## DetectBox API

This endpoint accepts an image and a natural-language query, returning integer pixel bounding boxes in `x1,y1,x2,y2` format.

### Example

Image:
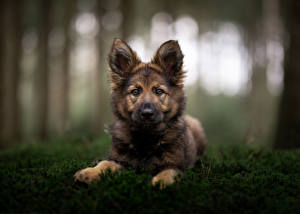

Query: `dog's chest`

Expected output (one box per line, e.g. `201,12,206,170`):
126,134,166,171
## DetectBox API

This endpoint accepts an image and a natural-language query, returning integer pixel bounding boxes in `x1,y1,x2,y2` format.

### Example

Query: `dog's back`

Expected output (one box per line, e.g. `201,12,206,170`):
184,115,206,156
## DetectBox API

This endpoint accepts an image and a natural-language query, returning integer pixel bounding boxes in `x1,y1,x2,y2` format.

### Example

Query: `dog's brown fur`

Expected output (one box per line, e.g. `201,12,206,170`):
74,39,206,188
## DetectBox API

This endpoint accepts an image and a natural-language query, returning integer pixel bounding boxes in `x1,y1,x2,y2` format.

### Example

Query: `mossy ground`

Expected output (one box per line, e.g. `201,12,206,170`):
0,135,299,214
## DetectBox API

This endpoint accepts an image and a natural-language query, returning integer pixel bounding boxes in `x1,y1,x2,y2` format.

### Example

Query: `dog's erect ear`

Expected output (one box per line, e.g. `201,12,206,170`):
152,40,184,86
109,39,140,86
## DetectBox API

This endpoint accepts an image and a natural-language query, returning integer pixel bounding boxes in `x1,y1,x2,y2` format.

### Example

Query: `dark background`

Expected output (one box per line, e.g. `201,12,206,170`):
1,0,300,150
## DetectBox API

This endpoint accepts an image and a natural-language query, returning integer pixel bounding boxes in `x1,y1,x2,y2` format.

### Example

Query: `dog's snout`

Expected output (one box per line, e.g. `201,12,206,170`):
142,108,154,117
140,102,155,119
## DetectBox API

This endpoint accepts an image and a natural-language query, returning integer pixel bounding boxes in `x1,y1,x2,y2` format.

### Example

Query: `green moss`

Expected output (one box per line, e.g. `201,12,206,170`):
0,138,299,213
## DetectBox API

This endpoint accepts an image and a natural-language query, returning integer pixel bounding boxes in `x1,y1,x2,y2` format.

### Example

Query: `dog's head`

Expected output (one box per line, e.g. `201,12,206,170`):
108,39,186,129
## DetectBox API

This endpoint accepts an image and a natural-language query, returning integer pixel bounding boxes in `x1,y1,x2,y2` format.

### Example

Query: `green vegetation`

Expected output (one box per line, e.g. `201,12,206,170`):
0,136,299,213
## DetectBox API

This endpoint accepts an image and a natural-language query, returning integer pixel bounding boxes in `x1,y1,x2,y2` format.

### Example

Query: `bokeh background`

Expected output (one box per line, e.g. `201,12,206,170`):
1,0,299,149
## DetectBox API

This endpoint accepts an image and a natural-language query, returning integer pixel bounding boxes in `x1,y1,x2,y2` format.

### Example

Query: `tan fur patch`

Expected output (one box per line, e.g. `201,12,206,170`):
160,95,169,112
147,63,163,73
74,160,122,184
131,63,163,74
95,160,123,172
152,169,179,189
126,96,135,112
132,63,146,73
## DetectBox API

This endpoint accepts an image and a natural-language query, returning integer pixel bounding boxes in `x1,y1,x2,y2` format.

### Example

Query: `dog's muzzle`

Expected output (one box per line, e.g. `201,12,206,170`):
139,102,156,120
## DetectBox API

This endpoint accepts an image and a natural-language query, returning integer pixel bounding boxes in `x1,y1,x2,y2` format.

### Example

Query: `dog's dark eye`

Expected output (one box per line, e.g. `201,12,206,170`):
131,89,140,96
155,88,164,96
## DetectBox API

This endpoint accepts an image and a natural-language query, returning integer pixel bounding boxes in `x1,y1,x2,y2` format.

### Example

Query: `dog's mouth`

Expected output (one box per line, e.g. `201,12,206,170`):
131,111,163,127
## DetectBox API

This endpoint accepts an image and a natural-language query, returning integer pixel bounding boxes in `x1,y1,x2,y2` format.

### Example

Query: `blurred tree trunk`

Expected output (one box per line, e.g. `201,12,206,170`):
274,1,300,149
245,59,271,144
0,0,5,145
245,0,280,145
244,4,270,145
0,0,6,146
58,0,75,135
2,0,23,143
120,0,135,40
35,1,51,139
91,0,105,135
244,40,269,145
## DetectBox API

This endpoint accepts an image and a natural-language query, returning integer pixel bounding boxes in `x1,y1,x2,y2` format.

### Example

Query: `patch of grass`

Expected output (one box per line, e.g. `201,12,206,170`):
0,137,299,214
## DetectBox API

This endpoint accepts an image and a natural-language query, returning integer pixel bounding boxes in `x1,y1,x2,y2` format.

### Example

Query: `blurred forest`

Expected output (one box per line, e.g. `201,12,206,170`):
1,0,299,149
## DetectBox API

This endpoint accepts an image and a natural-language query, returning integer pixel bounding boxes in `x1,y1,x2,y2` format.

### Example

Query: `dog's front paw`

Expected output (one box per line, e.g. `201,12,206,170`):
152,169,178,189
74,167,100,184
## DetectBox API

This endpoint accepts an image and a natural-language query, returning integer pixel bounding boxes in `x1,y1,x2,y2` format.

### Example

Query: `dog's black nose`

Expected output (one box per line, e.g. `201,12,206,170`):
140,102,155,119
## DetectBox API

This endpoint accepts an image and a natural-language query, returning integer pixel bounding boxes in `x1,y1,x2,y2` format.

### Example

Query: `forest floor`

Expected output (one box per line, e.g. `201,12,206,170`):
0,135,299,214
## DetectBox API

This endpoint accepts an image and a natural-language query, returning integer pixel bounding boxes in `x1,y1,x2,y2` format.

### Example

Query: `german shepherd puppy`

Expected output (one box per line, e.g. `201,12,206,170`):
74,39,206,188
